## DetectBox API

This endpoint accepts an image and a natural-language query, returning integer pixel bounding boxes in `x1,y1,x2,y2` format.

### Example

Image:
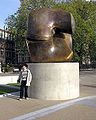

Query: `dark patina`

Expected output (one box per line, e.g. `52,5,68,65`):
26,8,75,62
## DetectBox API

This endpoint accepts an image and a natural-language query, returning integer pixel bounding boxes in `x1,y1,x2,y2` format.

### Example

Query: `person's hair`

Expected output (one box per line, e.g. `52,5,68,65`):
22,63,28,68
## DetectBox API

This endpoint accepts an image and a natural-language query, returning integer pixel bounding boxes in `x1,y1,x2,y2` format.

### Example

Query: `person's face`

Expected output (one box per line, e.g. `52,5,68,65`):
22,66,27,70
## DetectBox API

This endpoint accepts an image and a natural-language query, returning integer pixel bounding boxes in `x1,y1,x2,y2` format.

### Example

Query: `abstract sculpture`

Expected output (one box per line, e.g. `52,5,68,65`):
26,8,75,62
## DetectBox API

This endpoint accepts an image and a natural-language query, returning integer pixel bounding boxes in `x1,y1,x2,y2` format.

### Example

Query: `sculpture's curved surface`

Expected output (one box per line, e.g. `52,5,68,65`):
26,8,75,62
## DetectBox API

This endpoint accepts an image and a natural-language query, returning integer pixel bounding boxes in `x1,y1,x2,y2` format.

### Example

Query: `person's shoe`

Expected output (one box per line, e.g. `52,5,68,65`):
25,97,29,100
17,98,23,101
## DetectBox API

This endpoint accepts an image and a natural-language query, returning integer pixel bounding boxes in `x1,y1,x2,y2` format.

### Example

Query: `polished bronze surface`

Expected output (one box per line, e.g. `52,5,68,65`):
26,8,75,62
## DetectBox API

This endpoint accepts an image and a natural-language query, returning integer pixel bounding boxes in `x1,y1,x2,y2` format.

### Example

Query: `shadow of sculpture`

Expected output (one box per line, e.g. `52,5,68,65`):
82,84,96,88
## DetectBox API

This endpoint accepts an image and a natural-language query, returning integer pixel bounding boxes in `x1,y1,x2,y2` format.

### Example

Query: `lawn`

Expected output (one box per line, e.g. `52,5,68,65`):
7,83,20,87
0,86,19,95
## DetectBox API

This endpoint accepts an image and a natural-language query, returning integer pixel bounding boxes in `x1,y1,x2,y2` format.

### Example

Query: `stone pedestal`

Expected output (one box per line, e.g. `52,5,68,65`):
0,62,2,73
28,63,79,100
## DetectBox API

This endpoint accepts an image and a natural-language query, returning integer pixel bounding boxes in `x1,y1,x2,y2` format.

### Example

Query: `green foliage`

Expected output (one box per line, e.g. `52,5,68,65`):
59,0,96,65
7,83,20,87
5,0,56,51
5,0,96,66
0,86,19,95
2,64,14,72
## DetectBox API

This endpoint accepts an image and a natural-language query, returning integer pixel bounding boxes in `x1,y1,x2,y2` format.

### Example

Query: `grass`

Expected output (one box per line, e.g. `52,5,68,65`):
0,86,19,95
7,83,20,87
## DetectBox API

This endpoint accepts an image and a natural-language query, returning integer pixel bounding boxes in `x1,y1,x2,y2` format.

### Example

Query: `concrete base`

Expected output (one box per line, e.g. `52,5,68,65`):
28,63,79,100
0,62,2,73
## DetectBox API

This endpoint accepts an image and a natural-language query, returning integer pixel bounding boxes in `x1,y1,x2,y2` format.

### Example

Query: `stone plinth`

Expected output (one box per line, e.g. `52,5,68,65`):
0,62,2,73
28,63,79,100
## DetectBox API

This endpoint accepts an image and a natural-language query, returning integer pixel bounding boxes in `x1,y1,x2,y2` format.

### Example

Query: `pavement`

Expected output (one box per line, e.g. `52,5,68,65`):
0,70,96,120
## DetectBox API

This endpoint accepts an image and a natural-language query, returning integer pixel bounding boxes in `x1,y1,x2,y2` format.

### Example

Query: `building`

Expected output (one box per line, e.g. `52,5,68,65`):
0,28,31,66
16,49,31,64
0,28,16,65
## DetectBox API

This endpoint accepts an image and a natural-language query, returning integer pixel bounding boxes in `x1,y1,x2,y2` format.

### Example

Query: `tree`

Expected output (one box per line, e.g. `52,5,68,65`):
5,0,57,51
5,0,96,67
57,0,96,66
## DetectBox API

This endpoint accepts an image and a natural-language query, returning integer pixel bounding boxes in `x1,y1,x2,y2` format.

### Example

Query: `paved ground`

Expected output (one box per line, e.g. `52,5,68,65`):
0,70,96,120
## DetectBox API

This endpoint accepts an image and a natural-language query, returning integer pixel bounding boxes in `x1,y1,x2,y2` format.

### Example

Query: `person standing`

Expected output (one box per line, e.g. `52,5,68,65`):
17,63,32,100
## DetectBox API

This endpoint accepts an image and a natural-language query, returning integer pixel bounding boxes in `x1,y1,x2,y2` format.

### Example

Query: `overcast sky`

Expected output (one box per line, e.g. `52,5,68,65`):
0,0,20,29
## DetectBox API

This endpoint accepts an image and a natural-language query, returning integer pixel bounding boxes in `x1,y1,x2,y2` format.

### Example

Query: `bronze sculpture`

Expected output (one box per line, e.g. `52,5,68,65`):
26,8,75,62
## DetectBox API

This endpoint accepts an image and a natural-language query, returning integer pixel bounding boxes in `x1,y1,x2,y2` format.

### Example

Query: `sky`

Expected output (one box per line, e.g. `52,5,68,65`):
0,0,20,29
0,0,96,29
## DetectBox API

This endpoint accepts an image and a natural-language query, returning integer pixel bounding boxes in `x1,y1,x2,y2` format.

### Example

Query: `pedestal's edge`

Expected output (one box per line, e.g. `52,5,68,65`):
28,62,79,65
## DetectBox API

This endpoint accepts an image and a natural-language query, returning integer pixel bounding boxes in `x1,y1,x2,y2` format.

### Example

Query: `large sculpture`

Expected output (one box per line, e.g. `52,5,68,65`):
26,8,75,62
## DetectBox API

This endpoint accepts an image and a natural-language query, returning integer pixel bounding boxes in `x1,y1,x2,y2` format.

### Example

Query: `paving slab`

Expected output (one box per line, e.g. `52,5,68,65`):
36,104,96,120
0,97,63,120
0,70,96,120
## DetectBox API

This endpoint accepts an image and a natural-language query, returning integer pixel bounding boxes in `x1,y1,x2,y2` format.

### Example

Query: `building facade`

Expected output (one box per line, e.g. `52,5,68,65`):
0,28,31,66
0,28,16,65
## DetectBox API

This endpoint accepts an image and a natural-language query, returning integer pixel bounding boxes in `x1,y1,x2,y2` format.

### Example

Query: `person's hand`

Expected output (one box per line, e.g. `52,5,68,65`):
17,79,20,83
